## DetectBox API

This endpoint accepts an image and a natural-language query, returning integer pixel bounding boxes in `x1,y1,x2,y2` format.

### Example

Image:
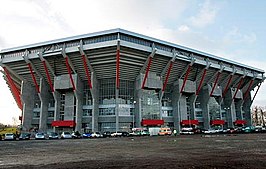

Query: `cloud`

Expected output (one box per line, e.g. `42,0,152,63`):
223,26,257,45
189,0,219,28
178,25,190,32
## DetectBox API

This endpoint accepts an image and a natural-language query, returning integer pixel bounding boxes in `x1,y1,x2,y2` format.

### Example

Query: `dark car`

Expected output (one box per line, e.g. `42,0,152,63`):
19,133,31,140
72,131,82,139
120,131,129,137
103,131,111,138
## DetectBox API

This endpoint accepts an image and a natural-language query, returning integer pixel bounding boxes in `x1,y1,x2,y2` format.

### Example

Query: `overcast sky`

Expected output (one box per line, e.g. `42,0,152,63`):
0,0,265,125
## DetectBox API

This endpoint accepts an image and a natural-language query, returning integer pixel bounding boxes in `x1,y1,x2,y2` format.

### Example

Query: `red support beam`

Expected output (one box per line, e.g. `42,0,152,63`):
180,65,191,93
232,77,244,100
196,68,207,95
42,60,54,92
116,49,120,89
27,63,40,93
65,57,76,91
141,56,152,89
82,55,92,89
162,61,173,92
209,72,221,96
3,67,23,110
251,82,262,103
222,75,233,98
243,79,254,101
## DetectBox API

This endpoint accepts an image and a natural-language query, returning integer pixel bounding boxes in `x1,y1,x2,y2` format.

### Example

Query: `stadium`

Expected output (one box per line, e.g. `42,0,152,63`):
0,28,264,133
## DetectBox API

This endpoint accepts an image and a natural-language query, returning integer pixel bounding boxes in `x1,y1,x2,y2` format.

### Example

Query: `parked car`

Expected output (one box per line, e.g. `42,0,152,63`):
140,130,150,136
19,133,31,140
102,131,111,138
202,129,216,134
91,132,103,138
72,131,82,139
158,128,172,136
82,132,92,138
60,132,72,139
111,131,129,137
4,133,16,140
35,132,46,140
47,132,59,139
180,127,194,135
243,126,255,133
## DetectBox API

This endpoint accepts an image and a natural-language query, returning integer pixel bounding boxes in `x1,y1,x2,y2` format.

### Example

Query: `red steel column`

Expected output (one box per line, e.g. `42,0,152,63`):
82,55,92,89
141,56,152,89
232,77,244,100
180,65,191,93
65,57,76,91
42,60,54,92
222,75,233,97
162,61,173,92
27,63,40,93
209,72,221,96
3,67,23,110
116,48,120,89
196,68,207,95
243,79,254,101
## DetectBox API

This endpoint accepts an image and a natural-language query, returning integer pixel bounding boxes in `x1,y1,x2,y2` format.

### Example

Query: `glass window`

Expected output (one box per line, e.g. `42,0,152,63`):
99,108,115,116
48,111,54,117
141,90,160,119
33,112,40,118
83,109,92,116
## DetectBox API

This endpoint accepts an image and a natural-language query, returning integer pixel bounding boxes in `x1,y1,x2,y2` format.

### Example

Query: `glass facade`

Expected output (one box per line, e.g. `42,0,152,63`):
141,90,160,119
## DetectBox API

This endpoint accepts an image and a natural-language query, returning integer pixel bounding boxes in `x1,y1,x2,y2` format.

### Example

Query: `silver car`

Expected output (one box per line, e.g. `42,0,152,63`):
4,133,15,140
60,132,72,139
35,133,46,140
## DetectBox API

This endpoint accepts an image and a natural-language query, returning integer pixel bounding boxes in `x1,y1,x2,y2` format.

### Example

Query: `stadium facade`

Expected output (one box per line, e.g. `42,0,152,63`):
0,29,264,133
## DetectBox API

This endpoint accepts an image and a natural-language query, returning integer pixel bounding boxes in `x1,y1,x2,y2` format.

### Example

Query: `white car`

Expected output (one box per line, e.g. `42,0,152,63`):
4,133,15,140
60,132,72,139
91,132,103,138
180,127,194,135
35,133,46,140
202,129,216,134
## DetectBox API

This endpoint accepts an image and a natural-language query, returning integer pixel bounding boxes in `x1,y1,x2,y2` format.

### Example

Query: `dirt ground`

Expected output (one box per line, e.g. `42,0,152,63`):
0,133,266,169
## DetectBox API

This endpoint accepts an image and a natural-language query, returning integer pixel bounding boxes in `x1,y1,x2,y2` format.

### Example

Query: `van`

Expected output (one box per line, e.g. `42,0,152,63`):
158,128,172,136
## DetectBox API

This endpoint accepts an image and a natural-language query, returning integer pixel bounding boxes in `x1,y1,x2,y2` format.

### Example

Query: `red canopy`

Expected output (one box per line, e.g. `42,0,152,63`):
51,120,76,127
211,120,225,125
181,120,199,125
234,120,247,125
141,119,164,126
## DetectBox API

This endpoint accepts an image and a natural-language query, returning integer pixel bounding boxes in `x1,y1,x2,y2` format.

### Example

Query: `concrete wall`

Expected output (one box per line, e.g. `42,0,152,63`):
21,81,36,131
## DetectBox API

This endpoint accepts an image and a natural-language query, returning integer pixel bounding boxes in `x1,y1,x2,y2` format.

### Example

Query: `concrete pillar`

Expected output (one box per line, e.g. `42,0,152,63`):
21,81,36,131
39,78,50,132
223,88,237,128
91,72,99,132
243,92,252,126
134,89,142,128
74,75,83,132
198,85,211,130
235,100,244,120
180,95,187,120
190,95,197,120
172,82,181,133
53,91,60,131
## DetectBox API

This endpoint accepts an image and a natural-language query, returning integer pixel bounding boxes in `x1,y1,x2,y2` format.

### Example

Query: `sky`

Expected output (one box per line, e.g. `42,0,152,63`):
0,0,266,125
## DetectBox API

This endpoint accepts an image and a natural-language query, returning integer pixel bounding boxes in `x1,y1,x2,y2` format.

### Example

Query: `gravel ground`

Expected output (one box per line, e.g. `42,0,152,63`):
0,133,266,169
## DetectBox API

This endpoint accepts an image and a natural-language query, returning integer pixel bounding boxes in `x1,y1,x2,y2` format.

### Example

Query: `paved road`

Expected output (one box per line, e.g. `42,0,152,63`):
0,133,266,168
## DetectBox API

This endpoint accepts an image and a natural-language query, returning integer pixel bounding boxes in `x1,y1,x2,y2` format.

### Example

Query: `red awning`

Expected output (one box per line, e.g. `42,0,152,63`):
211,120,225,125
51,120,76,127
234,120,247,125
141,119,164,126
181,120,199,125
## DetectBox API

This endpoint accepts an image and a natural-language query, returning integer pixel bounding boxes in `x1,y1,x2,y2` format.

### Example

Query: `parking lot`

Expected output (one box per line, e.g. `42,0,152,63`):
0,133,266,169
